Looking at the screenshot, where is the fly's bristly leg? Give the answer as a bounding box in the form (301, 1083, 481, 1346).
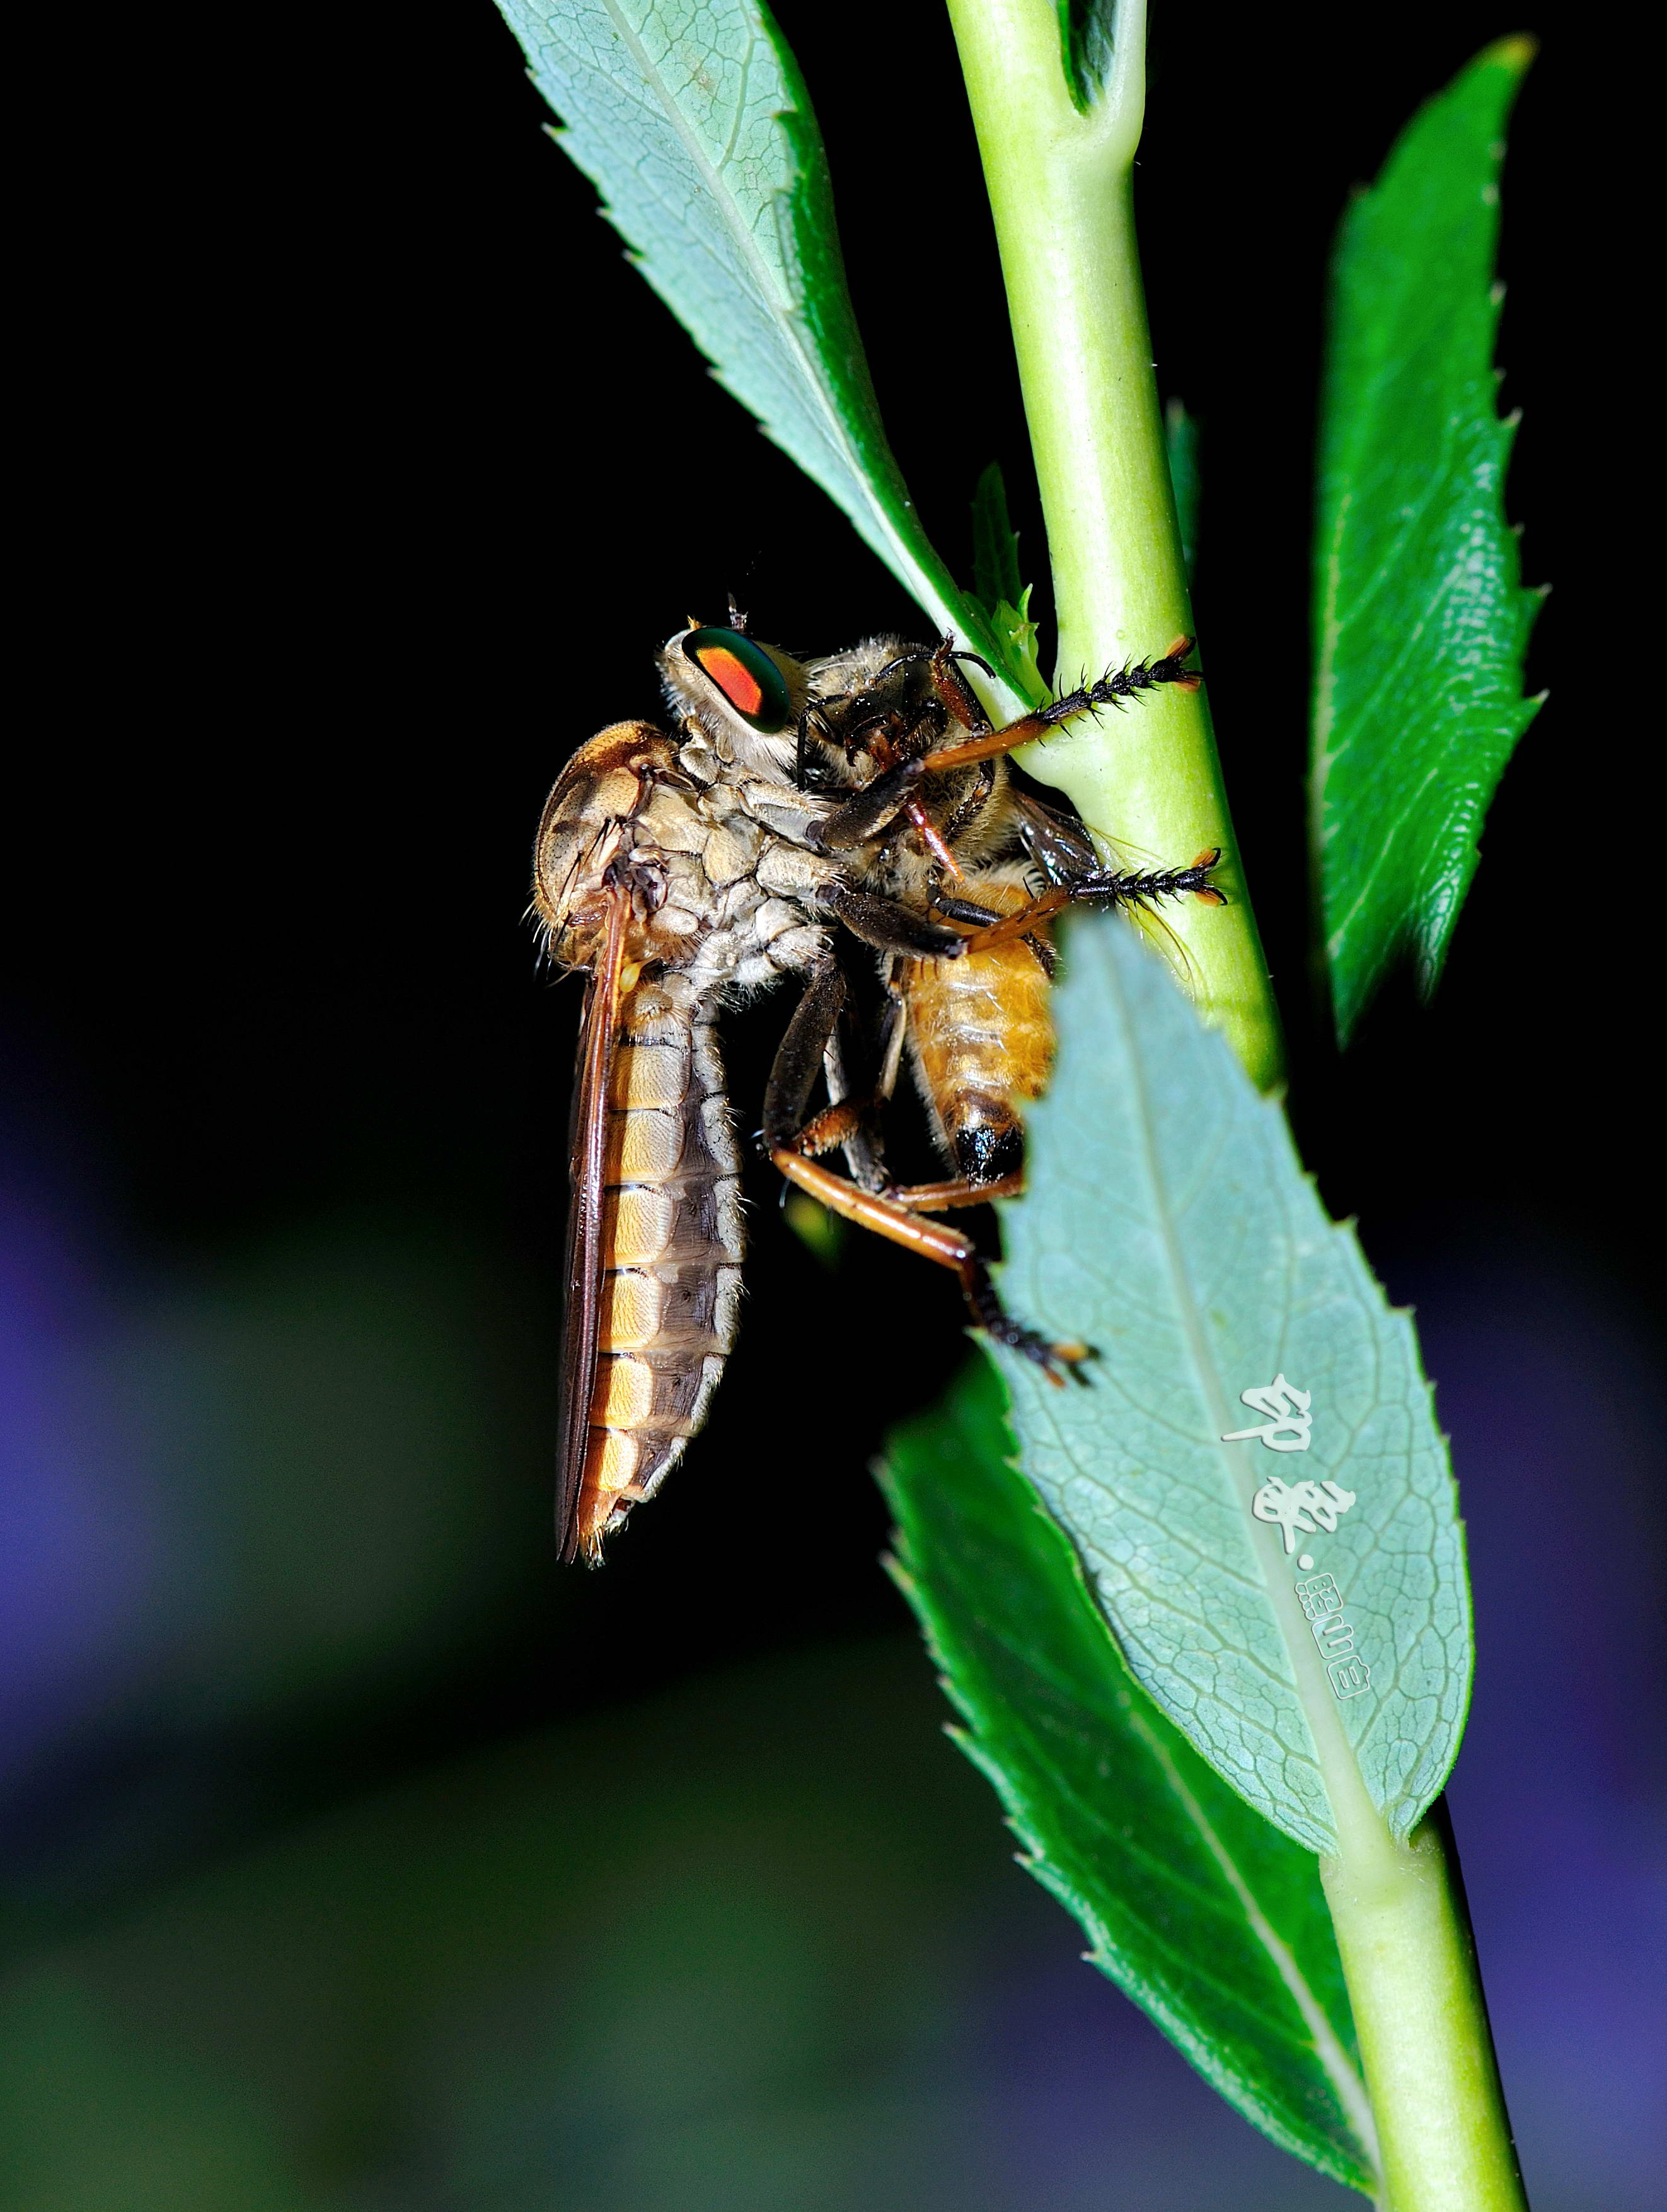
(821, 880, 969, 958)
(807, 758, 930, 852)
(916, 635, 1204, 773)
(762, 958, 847, 1154)
(821, 1010, 889, 1196)
(768, 1145, 1090, 1386)
(884, 1171, 1025, 1212)
(930, 894, 1003, 929)
(943, 848, 1225, 956)
(961, 1261, 1093, 1384)
(761, 968, 1087, 1381)
(1068, 847, 1226, 912)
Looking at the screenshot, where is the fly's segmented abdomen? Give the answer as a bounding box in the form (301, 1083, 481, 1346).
(576, 988, 744, 1555)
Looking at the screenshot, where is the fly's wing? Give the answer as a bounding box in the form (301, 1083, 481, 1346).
(556, 884, 629, 1563)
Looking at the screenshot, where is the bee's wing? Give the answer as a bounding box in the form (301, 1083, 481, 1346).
(556, 883, 629, 1563)
(1012, 787, 1207, 997)
(1011, 787, 1102, 879)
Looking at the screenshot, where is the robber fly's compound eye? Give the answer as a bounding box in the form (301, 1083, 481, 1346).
(682, 627, 793, 734)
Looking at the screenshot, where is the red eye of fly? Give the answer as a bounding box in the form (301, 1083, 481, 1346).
(682, 627, 792, 732)
(699, 646, 764, 716)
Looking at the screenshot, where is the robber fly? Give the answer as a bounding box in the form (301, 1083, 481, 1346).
(533, 631, 1080, 1561)
(533, 616, 1223, 1560)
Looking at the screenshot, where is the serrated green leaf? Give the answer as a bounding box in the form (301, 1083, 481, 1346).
(1312, 38, 1543, 1041)
(495, 0, 1039, 707)
(991, 915, 1472, 1856)
(1056, 0, 1119, 113)
(882, 1360, 1377, 2192)
(970, 463, 1044, 698)
(1165, 397, 1200, 583)
(971, 461, 1024, 616)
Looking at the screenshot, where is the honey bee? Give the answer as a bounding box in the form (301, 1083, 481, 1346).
(787, 626, 1225, 1213)
(533, 616, 1220, 1561)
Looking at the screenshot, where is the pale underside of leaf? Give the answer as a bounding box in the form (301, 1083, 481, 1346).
(992, 915, 1472, 1855)
(495, 0, 1034, 707)
(1311, 39, 1542, 1039)
(882, 1363, 1377, 2191)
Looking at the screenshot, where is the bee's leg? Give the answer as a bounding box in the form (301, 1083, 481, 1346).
(916, 637, 1203, 773)
(762, 968, 1082, 1374)
(770, 1151, 1088, 1383)
(942, 758, 998, 847)
(918, 638, 996, 738)
(821, 965, 911, 1193)
(783, 1097, 872, 1158)
(764, 951, 904, 1193)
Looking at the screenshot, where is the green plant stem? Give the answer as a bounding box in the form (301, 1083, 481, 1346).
(947, 6, 1523, 2201)
(943, 0, 1282, 1087)
(1322, 1803, 1526, 2211)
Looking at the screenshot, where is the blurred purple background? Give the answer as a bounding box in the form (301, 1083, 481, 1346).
(3, 1118, 1661, 2206)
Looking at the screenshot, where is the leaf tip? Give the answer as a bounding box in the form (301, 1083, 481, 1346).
(1482, 32, 1539, 78)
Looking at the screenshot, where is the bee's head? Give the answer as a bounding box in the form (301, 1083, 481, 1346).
(659, 622, 807, 771)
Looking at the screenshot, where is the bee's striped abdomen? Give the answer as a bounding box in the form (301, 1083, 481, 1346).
(575, 987, 744, 1557)
(904, 881, 1054, 1186)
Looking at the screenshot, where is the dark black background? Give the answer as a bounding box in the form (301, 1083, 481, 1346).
(7, 0, 1651, 1891)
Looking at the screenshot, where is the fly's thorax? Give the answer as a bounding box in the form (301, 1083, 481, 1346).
(675, 751, 846, 975)
(534, 719, 823, 983)
(643, 779, 833, 995)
